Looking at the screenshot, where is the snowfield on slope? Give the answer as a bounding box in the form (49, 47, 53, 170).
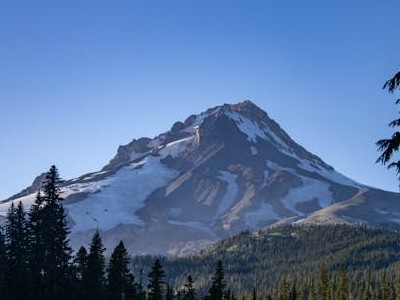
(215, 171, 239, 218)
(66, 156, 179, 232)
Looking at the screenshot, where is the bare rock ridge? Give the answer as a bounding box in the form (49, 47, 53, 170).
(2, 100, 399, 256)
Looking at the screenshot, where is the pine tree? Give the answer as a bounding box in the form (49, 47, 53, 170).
(223, 289, 231, 300)
(363, 279, 373, 300)
(27, 191, 45, 299)
(289, 284, 297, 300)
(317, 265, 330, 300)
(166, 284, 173, 300)
(0, 227, 8, 299)
(183, 275, 196, 300)
(252, 288, 256, 300)
(209, 260, 226, 300)
(84, 230, 106, 300)
(336, 265, 348, 300)
(73, 246, 88, 299)
(135, 268, 147, 300)
(106, 240, 136, 300)
(39, 166, 73, 300)
(377, 70, 400, 182)
(278, 278, 290, 300)
(6, 201, 30, 300)
(305, 280, 317, 300)
(74, 246, 88, 280)
(396, 268, 400, 300)
(380, 275, 391, 300)
(147, 258, 166, 300)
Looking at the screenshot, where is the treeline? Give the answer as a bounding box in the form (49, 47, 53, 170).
(141, 224, 400, 297)
(131, 224, 400, 299)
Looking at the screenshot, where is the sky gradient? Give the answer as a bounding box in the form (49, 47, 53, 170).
(1, 1, 400, 200)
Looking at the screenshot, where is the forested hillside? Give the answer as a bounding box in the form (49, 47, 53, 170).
(132, 225, 400, 299)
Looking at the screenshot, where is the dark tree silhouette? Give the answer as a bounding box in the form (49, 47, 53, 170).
(183, 275, 197, 300)
(377, 71, 400, 182)
(73, 246, 88, 299)
(106, 240, 136, 300)
(0, 228, 7, 299)
(147, 258, 166, 300)
(28, 191, 46, 299)
(39, 165, 73, 300)
(209, 260, 226, 300)
(84, 230, 106, 300)
(6, 201, 30, 300)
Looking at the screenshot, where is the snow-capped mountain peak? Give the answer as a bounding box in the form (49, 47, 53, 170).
(2, 101, 399, 256)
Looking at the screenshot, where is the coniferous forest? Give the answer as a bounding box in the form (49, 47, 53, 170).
(3, 166, 400, 300)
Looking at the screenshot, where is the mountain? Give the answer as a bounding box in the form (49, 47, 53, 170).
(1, 101, 399, 255)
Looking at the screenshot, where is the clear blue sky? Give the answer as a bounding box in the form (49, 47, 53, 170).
(1, 0, 400, 200)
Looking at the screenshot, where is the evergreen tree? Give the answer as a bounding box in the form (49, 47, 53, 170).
(307, 288, 317, 300)
(376, 70, 400, 182)
(396, 269, 400, 300)
(317, 265, 330, 300)
(209, 260, 226, 300)
(183, 275, 196, 300)
(336, 265, 348, 300)
(125, 273, 137, 300)
(166, 284, 173, 300)
(135, 268, 147, 300)
(252, 288, 256, 300)
(223, 289, 231, 300)
(363, 279, 373, 300)
(84, 230, 106, 300)
(74, 246, 88, 280)
(278, 279, 289, 300)
(6, 201, 30, 300)
(73, 246, 88, 299)
(27, 191, 45, 299)
(106, 240, 136, 300)
(380, 275, 391, 300)
(148, 258, 166, 300)
(289, 284, 297, 300)
(0, 227, 7, 299)
(39, 165, 73, 300)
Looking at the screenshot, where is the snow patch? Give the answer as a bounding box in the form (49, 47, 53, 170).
(250, 146, 258, 155)
(225, 111, 267, 143)
(297, 160, 361, 188)
(130, 151, 149, 162)
(215, 171, 239, 218)
(391, 218, 400, 225)
(261, 121, 297, 156)
(159, 136, 195, 158)
(0, 193, 38, 216)
(182, 108, 221, 134)
(61, 178, 113, 199)
(268, 160, 361, 189)
(66, 156, 179, 231)
(225, 111, 298, 159)
(280, 176, 333, 215)
(245, 202, 279, 228)
(168, 208, 182, 217)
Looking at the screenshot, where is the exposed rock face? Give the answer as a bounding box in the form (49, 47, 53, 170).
(2, 100, 399, 255)
(5, 172, 47, 201)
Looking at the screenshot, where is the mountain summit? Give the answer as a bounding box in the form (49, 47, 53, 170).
(2, 101, 399, 255)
